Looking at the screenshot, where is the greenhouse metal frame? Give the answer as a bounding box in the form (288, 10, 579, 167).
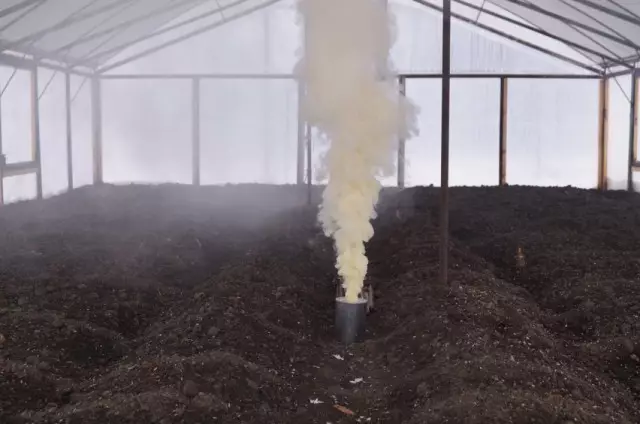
(1, 0, 640, 284)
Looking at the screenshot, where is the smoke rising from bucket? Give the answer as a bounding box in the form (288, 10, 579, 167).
(296, 0, 419, 303)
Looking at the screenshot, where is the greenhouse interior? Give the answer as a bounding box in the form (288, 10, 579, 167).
(1, 1, 640, 423)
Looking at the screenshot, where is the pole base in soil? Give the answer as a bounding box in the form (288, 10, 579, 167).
(335, 297, 367, 344)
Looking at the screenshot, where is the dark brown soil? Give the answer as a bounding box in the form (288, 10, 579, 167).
(1, 183, 639, 423)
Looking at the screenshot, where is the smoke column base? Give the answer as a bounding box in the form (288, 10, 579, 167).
(335, 296, 368, 344)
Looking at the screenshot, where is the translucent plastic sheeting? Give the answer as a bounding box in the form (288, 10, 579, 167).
(506, 79, 599, 188)
(37, 68, 69, 197)
(0, 0, 210, 65)
(101, 79, 193, 184)
(2, 174, 36, 204)
(115, 0, 593, 76)
(69, 74, 94, 188)
(90, 0, 260, 68)
(114, 1, 299, 75)
(403, 78, 499, 187)
(412, 0, 599, 69)
(606, 75, 632, 190)
(404, 79, 442, 186)
(0, 68, 31, 163)
(199, 79, 298, 185)
(3, 0, 640, 71)
(488, 0, 635, 61)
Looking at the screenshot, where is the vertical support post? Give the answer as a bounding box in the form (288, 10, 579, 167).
(628, 70, 638, 192)
(91, 76, 103, 185)
(397, 76, 407, 188)
(64, 71, 74, 190)
(306, 123, 312, 205)
(498, 77, 508, 186)
(439, 0, 452, 286)
(192, 77, 201, 186)
(263, 9, 271, 184)
(296, 81, 305, 185)
(0, 97, 4, 206)
(30, 67, 43, 199)
(597, 77, 609, 190)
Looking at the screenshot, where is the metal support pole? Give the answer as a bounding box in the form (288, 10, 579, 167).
(296, 81, 305, 185)
(439, 0, 451, 286)
(0, 98, 3, 206)
(498, 77, 508, 186)
(628, 70, 638, 192)
(597, 78, 609, 190)
(30, 67, 43, 199)
(91, 76, 103, 185)
(192, 78, 201, 186)
(64, 71, 73, 190)
(306, 123, 312, 205)
(397, 76, 406, 188)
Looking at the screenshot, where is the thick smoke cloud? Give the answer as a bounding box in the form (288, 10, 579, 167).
(296, 0, 419, 302)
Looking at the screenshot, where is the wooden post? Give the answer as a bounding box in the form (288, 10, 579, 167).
(296, 81, 305, 185)
(397, 76, 406, 188)
(91, 76, 103, 185)
(0, 98, 4, 206)
(30, 67, 43, 199)
(597, 77, 609, 190)
(306, 123, 312, 205)
(628, 71, 638, 192)
(498, 77, 508, 186)
(192, 78, 201, 186)
(65, 71, 74, 190)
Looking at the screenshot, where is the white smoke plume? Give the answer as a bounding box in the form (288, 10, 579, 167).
(296, 0, 419, 303)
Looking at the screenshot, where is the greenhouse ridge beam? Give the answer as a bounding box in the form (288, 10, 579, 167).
(412, 0, 604, 75)
(96, 0, 282, 74)
(454, 0, 631, 68)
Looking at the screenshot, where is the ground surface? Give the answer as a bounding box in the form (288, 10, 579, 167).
(1, 183, 639, 424)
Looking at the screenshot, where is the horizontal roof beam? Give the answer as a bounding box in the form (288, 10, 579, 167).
(0, 0, 42, 20)
(456, 0, 631, 68)
(98, 0, 283, 73)
(50, 0, 209, 55)
(76, 0, 260, 67)
(571, 0, 640, 27)
(501, 0, 640, 52)
(98, 71, 602, 80)
(413, 0, 604, 75)
(0, 0, 133, 52)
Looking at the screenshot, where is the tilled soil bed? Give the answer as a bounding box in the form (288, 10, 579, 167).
(0, 183, 639, 423)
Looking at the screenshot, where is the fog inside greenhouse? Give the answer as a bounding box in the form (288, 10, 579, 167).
(0, 0, 635, 203)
